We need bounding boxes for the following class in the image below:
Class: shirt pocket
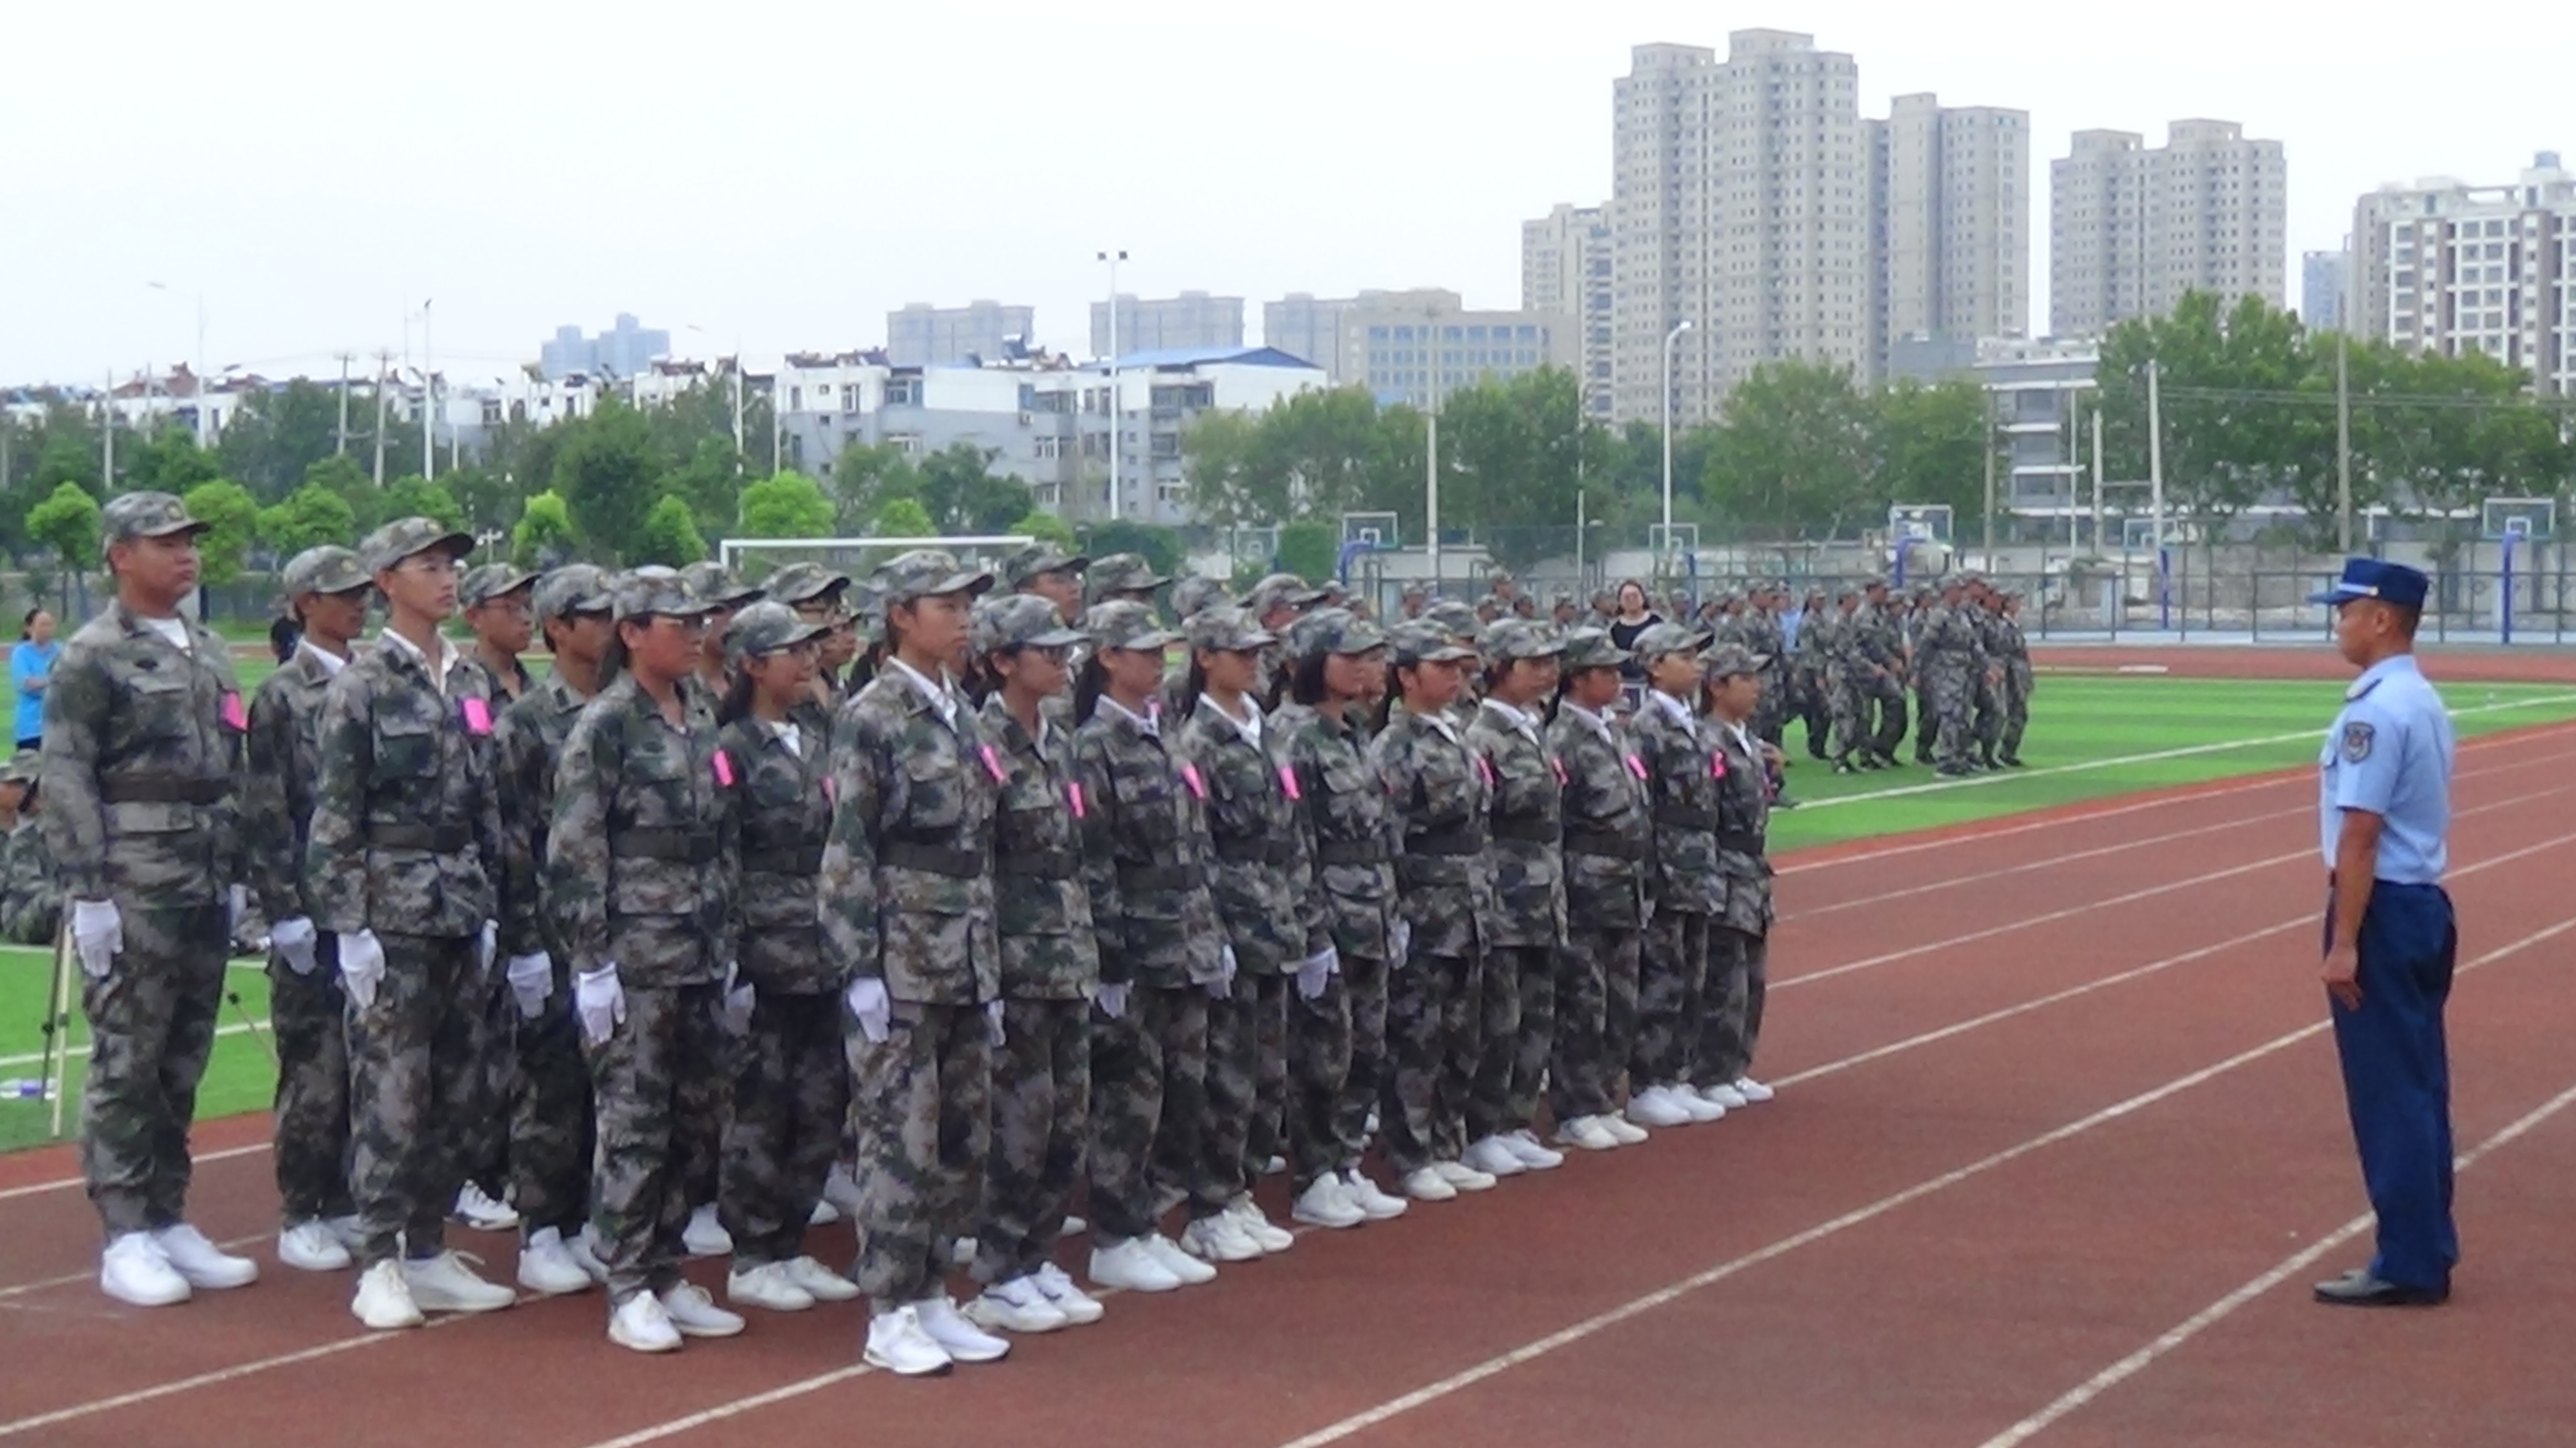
[374,712,441,780]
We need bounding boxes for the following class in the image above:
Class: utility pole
[2090,407,2105,555]
[2145,359,2165,554]
[421,299,436,483]
[1425,303,1443,590]
[335,352,353,455]
[372,351,392,485]
[101,369,115,489]
[1980,389,1997,564]
[2335,329,2354,553]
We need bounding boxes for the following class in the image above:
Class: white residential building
[1874,94,2031,363]
[1521,203,1616,418]
[2350,153,2576,395]
[2051,120,2287,336]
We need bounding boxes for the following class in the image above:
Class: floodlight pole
[2335,330,2354,553]
[1660,320,1693,537]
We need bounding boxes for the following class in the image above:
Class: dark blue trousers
[2327,880,2458,1290]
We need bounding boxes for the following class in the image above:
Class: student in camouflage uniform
[711,602,861,1315]
[1624,622,1728,1129]
[308,517,515,1328]
[492,564,616,1295]
[963,594,1106,1334]
[1790,586,1832,759]
[1071,599,1228,1294]
[448,561,537,1235]
[1461,620,1569,1179]
[1000,542,1088,624]
[1858,579,1912,766]
[821,549,1009,1376]
[1907,583,1941,764]
[1996,589,2034,766]
[1695,644,1779,1112]
[1737,584,1790,747]
[1085,553,1169,609]
[1808,590,1860,772]
[1545,630,1653,1152]
[1270,609,1407,1230]
[1964,577,2008,769]
[1918,578,1984,776]
[1370,621,1501,1202]
[766,562,854,714]
[0,749,61,944]
[1174,606,1316,1263]
[242,545,372,1272]
[44,492,259,1306]
[549,568,747,1353]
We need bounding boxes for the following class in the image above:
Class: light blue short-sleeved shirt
[2318,654,2453,884]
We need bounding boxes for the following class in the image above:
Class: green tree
[830,442,923,529]
[1183,385,1401,527]
[1703,362,1876,538]
[553,399,664,561]
[665,436,746,535]
[631,495,707,567]
[2098,291,2315,541]
[30,410,103,497]
[179,480,260,586]
[1872,379,1995,527]
[127,427,224,496]
[1080,520,1185,577]
[258,482,360,560]
[1009,510,1078,548]
[915,443,1033,533]
[379,474,466,533]
[27,481,103,566]
[872,496,936,537]
[1276,520,1338,582]
[1433,368,1600,570]
[511,490,578,568]
[738,470,836,538]
[218,379,403,503]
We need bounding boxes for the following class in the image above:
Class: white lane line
[0,1017,272,1071]
[0,1141,271,1204]
[0,1312,472,1440]
[1261,913,2576,1448]
[1975,1078,2576,1448]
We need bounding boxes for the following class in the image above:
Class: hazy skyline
[4,0,2568,389]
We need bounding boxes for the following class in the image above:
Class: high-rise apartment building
[1521,203,1616,418]
[885,301,1036,367]
[2302,250,2350,332]
[2350,153,2576,396]
[1874,95,2030,360]
[2050,120,2286,336]
[1331,291,1576,409]
[1089,292,1245,358]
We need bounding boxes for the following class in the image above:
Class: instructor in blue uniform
[2308,558,2456,1308]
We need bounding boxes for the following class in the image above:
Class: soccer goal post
[718,534,1036,581]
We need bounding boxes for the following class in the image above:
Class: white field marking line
[1977,1075,2576,1448]
[0,1017,272,1071]
[1794,692,2576,814]
[1774,782,2575,993]
[1263,913,2576,1448]
[1782,745,2576,926]
[0,1233,268,1303]
[1777,827,2576,1090]
[0,1141,270,1204]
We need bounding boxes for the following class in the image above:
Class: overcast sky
[4,1,2569,389]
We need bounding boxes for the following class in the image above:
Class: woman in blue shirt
[11,609,58,750]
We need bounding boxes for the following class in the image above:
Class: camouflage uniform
[1175,607,1315,1222]
[1807,601,1860,766]
[1627,624,1722,1093]
[1545,633,1651,1124]
[1790,593,1832,759]
[1917,592,1982,772]
[1071,602,1224,1244]
[1084,553,1170,608]
[714,603,844,1273]
[1369,623,1496,1174]
[1907,587,1940,763]
[306,520,506,1268]
[1996,596,2034,764]
[41,494,247,1241]
[1463,623,1567,1145]
[1853,593,1913,764]
[819,551,1000,1312]
[0,750,61,944]
[1697,648,1775,1089]
[1738,593,1791,746]
[549,570,738,1304]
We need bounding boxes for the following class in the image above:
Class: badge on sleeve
[2341,721,2375,763]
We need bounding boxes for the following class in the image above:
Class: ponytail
[1179,655,1211,719]
[715,667,758,728]
[1284,652,1329,709]
[599,627,632,687]
[1370,666,1406,734]
[1071,652,1109,728]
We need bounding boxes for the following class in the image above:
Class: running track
[5,722,2575,1448]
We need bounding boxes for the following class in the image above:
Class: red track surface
[7,725,2576,1448]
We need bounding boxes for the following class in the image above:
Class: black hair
[19,606,39,639]
[1071,652,1110,728]
[1284,651,1330,709]
[958,651,999,707]
[599,620,638,686]
[1179,654,1210,719]
[716,666,758,728]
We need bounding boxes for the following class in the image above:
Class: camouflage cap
[1422,599,1482,639]
[1701,641,1769,679]
[281,545,370,599]
[722,600,826,663]
[1558,627,1631,670]
[1,748,41,786]
[1085,553,1168,601]
[1239,571,1326,615]
[872,548,992,605]
[612,566,711,623]
[1865,575,1892,590]
[764,561,853,606]
[1171,575,1230,621]
[1000,541,1088,590]
[534,564,614,621]
[1287,607,1386,659]
[1549,591,1577,609]
[459,562,538,609]
[973,593,1086,656]
[1477,618,1565,663]
[1629,621,1711,663]
[359,516,475,577]
[1084,599,1181,653]
[1185,605,1278,655]
[680,561,764,611]
[102,491,211,549]
[1388,620,1478,666]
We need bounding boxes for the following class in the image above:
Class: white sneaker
[568,1226,611,1284]
[963,1276,1069,1335]
[1700,1081,1750,1111]
[609,1291,682,1354]
[1432,1159,1498,1193]
[1343,1170,1410,1219]
[863,1305,952,1376]
[154,1222,258,1289]
[1626,1086,1693,1129]
[1058,1215,1087,1239]
[517,1227,596,1297]
[822,1163,863,1217]
[279,1219,353,1273]
[1258,1155,1288,1176]
[1461,1136,1527,1178]
[1552,1116,1620,1153]
[727,1261,816,1313]
[1031,1262,1106,1325]
[403,1250,517,1313]
[1504,1130,1566,1171]
[1181,1213,1263,1264]
[1291,1175,1366,1230]
[682,1204,733,1259]
[1226,1196,1295,1253]
[809,1197,841,1227]
[451,1182,519,1233]
[351,1257,424,1329]
[325,1213,367,1253]
[1088,1237,1183,1294]
[100,1231,191,1307]
[914,1295,1010,1362]
[1734,1076,1775,1104]
[1401,1166,1457,1203]
[1144,1231,1218,1284]
[950,1237,980,1266]
[1674,1086,1728,1123]
[661,1281,747,1337]
[1599,1113,1650,1145]
[782,1255,861,1303]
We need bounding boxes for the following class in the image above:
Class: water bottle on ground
[1,1078,60,1101]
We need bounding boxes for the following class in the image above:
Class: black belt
[1315,840,1390,868]
[369,823,471,852]
[998,847,1079,880]
[611,829,719,864]
[1116,862,1204,892]
[1654,807,1713,831]
[1491,817,1558,844]
[742,845,824,876]
[1404,828,1485,858]
[99,776,230,806]
[1563,831,1644,860]
[1715,829,1766,855]
[881,840,985,878]
[1212,836,1294,866]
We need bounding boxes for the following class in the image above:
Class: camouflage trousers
[1548,926,1642,1122]
[1494,944,1561,1137]
[2002,660,2033,758]
[1971,665,2004,756]
[1633,910,1710,1089]
[347,932,481,1266]
[1792,666,1831,758]
[1090,985,1207,1243]
[510,977,593,1240]
[848,999,990,1312]
[80,902,227,1239]
[1287,960,1358,1193]
[586,981,726,1302]
[269,939,354,1225]
[1466,945,1543,1143]
[459,965,515,1197]
[1332,952,1391,1176]
[1191,972,1287,1217]
[1866,669,1911,760]
[1913,677,1938,761]
[1695,926,1769,1087]
[1826,669,1868,763]
[1927,664,1977,767]
[720,989,848,1268]
[1382,948,1483,1174]
[976,997,1088,1284]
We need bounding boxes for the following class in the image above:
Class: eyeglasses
[1017,644,1072,665]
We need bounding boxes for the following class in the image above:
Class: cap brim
[2308,584,2370,604]
[1025,625,1088,649]
[138,520,215,540]
[1414,644,1478,663]
[899,570,993,602]
[406,531,477,565]
[1110,629,1183,652]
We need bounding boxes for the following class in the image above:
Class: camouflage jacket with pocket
[1369,707,1497,959]
[1070,701,1224,990]
[818,669,999,1005]
[1272,703,1396,965]
[1630,691,1723,915]
[242,643,345,926]
[981,695,1097,1000]
[1465,699,1564,948]
[548,675,736,987]
[1547,702,1649,932]
[493,671,594,961]
[1178,700,1318,974]
[720,712,834,995]
[305,633,504,940]
[1708,714,1775,935]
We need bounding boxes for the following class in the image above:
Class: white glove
[1296,946,1338,1001]
[575,963,626,1046]
[338,929,387,1008]
[846,977,892,1045]
[270,916,318,976]
[1390,918,1412,963]
[1094,981,1130,1020]
[71,899,123,981]
[477,920,499,977]
[504,953,553,1019]
[985,999,1006,1047]
[723,963,755,1032]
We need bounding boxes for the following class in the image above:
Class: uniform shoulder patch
[2341,720,2376,763]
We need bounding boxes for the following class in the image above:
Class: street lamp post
[1426,303,1443,590]
[421,299,436,482]
[1659,319,1694,537]
[685,324,746,470]
[145,282,208,444]
[1098,250,1126,521]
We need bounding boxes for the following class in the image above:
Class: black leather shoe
[2313,1270,2448,1307]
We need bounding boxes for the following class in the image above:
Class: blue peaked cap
[2309,557,2429,609]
